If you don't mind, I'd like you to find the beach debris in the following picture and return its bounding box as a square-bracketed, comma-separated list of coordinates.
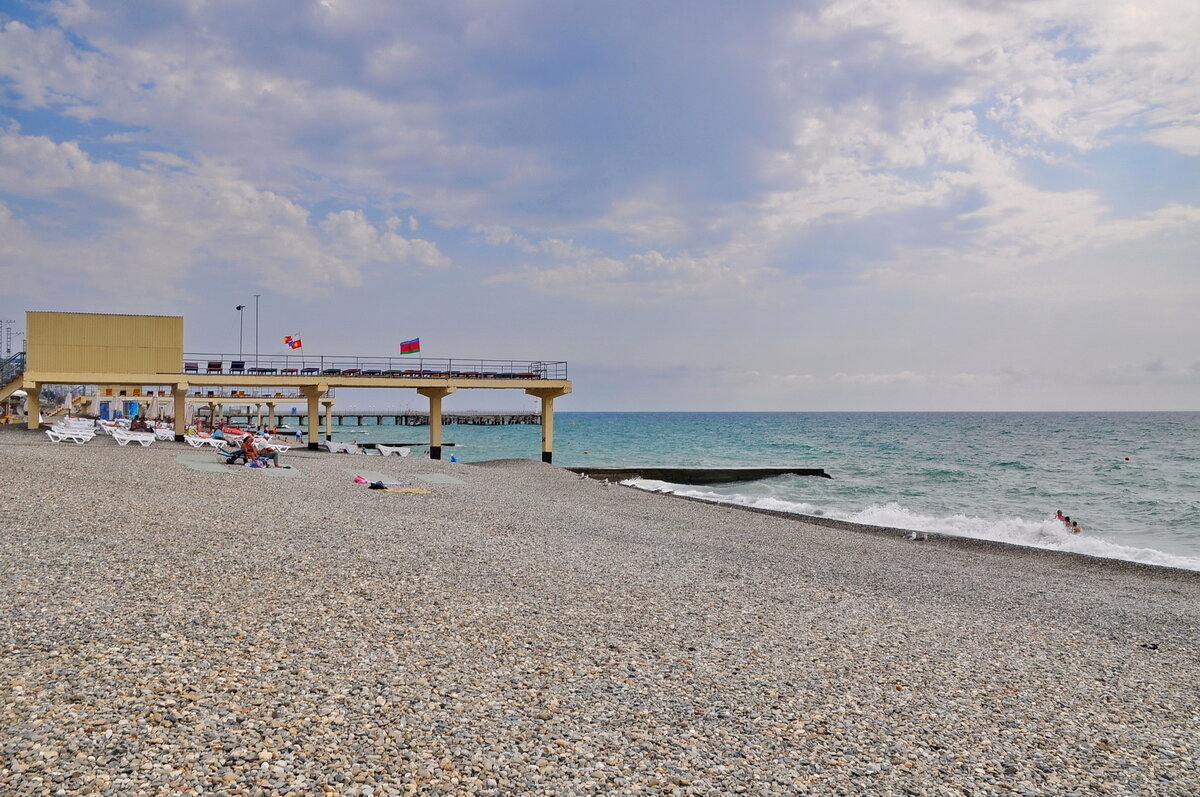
[1139, 642, 1159, 650]
[367, 480, 413, 489]
[904, 532, 928, 541]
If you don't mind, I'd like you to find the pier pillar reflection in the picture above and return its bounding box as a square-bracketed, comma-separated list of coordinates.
[417, 386, 457, 460]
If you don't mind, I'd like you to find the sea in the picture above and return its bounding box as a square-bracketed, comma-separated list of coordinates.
[317, 411, 1200, 572]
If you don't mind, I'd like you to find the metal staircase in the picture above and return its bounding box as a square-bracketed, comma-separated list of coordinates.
[0, 352, 26, 402]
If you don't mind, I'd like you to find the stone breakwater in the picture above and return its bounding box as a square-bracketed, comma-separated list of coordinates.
[1, 427, 1198, 795]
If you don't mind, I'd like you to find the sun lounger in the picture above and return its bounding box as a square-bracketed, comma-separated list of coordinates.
[184, 434, 226, 448]
[153, 427, 176, 441]
[377, 444, 411, 457]
[254, 437, 290, 453]
[112, 429, 156, 446]
[324, 440, 361, 454]
[45, 427, 96, 444]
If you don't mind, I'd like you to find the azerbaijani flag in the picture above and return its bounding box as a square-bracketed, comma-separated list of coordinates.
[399, 338, 421, 354]
[284, 335, 302, 349]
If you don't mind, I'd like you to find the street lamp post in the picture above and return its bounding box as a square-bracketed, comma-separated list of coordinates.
[236, 305, 245, 359]
[254, 295, 261, 370]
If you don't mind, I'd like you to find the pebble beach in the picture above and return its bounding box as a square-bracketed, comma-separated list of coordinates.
[2, 427, 1198, 795]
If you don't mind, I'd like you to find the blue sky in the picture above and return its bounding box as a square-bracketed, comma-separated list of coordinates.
[2, 0, 1199, 410]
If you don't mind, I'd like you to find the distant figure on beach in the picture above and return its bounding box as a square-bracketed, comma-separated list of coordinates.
[210, 427, 224, 439]
[129, 417, 149, 432]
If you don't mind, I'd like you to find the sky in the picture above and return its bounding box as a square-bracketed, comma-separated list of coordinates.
[1, 0, 1199, 411]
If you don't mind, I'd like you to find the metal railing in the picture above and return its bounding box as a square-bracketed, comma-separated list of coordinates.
[1, 351, 25, 385]
[180, 353, 568, 380]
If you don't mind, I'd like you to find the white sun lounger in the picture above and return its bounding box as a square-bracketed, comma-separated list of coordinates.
[324, 441, 361, 454]
[45, 428, 96, 444]
[153, 427, 176, 441]
[377, 444, 411, 457]
[184, 434, 229, 448]
[112, 429, 156, 447]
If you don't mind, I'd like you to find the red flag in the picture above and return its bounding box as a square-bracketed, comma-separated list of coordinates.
[399, 338, 420, 354]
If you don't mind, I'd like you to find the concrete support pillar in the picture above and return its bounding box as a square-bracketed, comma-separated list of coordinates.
[255, 403, 263, 429]
[24, 383, 40, 430]
[303, 386, 325, 450]
[526, 387, 571, 464]
[323, 401, 334, 442]
[207, 402, 216, 430]
[173, 383, 189, 441]
[417, 387, 457, 460]
[267, 402, 276, 429]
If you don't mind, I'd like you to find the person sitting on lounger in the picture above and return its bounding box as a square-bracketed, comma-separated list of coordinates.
[129, 417, 150, 432]
[240, 434, 281, 468]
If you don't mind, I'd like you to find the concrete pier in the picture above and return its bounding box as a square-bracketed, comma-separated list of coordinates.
[568, 467, 832, 484]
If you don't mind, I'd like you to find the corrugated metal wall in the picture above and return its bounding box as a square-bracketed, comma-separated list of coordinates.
[26, 312, 183, 374]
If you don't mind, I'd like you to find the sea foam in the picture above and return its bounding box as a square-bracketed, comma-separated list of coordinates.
[627, 479, 1200, 573]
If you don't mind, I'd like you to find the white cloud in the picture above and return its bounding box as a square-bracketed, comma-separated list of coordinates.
[0, 129, 449, 298]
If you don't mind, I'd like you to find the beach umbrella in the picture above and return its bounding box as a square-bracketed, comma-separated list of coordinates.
[148, 392, 160, 420]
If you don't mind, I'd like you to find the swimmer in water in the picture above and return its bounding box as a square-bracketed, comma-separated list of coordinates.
[1071, 521, 1081, 534]
[1056, 510, 1066, 523]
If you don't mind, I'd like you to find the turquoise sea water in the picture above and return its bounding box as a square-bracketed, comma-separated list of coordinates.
[322, 412, 1200, 571]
